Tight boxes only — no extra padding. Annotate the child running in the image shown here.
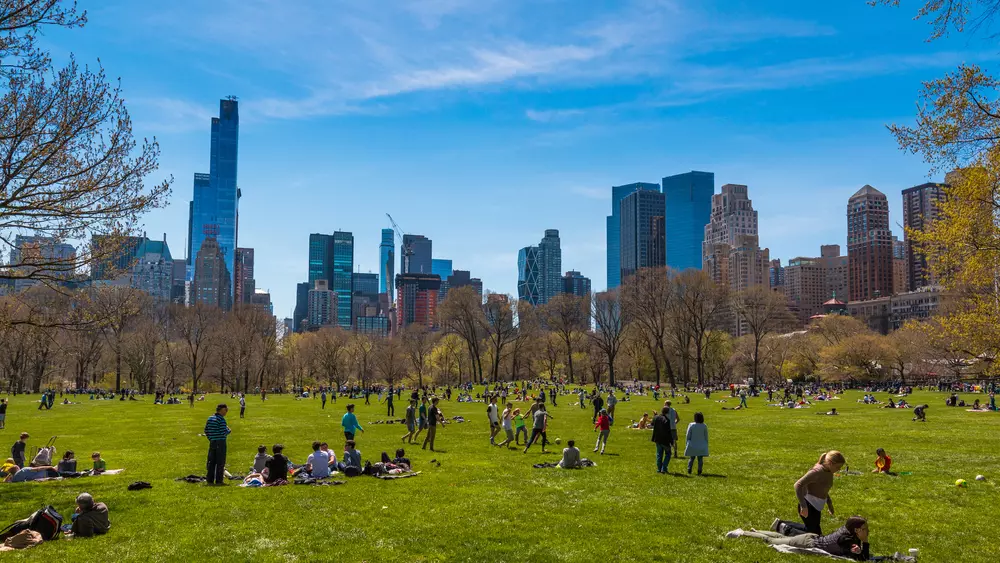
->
[513,408,528,445]
[594,409,611,455]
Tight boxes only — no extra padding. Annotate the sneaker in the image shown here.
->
[770,518,781,532]
[725,529,744,539]
[593,448,599,453]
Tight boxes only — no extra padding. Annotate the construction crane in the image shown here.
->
[386,213,413,276]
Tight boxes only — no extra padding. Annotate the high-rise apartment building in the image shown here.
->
[517,230,562,307]
[380,228,395,296]
[10,235,77,291]
[702,184,770,293]
[188,99,239,304]
[770,259,784,291]
[902,182,947,290]
[235,247,255,305]
[193,237,231,309]
[562,271,592,298]
[783,245,849,326]
[171,260,187,303]
[620,189,666,280]
[91,235,143,281]
[607,182,659,290]
[332,231,354,329]
[891,236,908,295]
[396,273,440,330]
[663,171,714,272]
[250,290,272,315]
[401,234,432,274]
[130,237,174,302]
[307,279,336,330]
[445,270,482,302]
[847,185,894,302]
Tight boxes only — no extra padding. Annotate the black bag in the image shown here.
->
[0,506,64,541]
[128,481,153,491]
[343,466,361,477]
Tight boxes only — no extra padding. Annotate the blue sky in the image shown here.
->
[43,0,990,316]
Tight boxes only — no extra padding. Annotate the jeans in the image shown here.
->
[741,530,817,548]
[240,406,245,418]
[344,431,355,442]
[422,425,437,450]
[595,429,610,452]
[515,426,528,443]
[525,428,547,450]
[687,456,703,474]
[656,443,672,472]
[206,440,227,484]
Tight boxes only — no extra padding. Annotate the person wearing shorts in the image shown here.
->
[487,396,501,445]
[513,408,528,445]
[401,400,417,444]
[497,403,515,448]
[414,397,429,443]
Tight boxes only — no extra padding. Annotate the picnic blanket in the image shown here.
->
[375,471,421,480]
[769,544,854,560]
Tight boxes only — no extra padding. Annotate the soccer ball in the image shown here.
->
[555,438,561,444]
[976,475,986,481]
[956,479,967,488]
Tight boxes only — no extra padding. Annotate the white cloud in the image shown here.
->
[130,97,214,133]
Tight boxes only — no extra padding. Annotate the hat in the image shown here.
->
[76,493,95,510]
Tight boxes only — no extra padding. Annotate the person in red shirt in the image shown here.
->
[872,448,892,474]
[593,409,612,454]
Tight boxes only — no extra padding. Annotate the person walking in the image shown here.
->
[239,393,246,419]
[401,400,417,444]
[591,391,604,423]
[383,390,395,417]
[487,396,501,445]
[204,404,231,485]
[0,398,7,430]
[684,412,709,475]
[578,389,586,409]
[593,408,612,455]
[663,400,680,457]
[523,403,553,453]
[341,404,364,442]
[739,389,748,409]
[422,397,442,451]
[792,451,846,535]
[497,402,515,449]
[652,408,672,474]
[606,390,618,419]
[321,390,327,410]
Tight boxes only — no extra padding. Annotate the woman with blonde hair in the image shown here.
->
[788,451,846,535]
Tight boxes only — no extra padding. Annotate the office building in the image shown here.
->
[663,171,714,272]
[308,233,332,285]
[517,229,562,307]
[235,247,254,305]
[401,234,432,274]
[293,282,310,333]
[444,269,482,302]
[193,237,231,309]
[130,237,174,302]
[892,237,908,295]
[307,279,336,330]
[396,273,440,330]
[353,272,379,297]
[620,188,666,280]
[380,228,394,296]
[702,184,770,293]
[902,182,947,290]
[432,259,453,280]
[91,235,143,281]
[783,245,850,326]
[770,259,784,291]
[250,290,272,315]
[9,235,76,291]
[356,315,390,337]
[562,271,592,298]
[171,260,187,303]
[188,98,239,304]
[607,182,659,290]
[332,231,354,329]
[847,185,894,301]
[848,286,946,334]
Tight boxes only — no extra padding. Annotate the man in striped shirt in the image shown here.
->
[204,404,231,485]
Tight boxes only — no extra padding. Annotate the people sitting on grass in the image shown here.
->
[264,444,288,485]
[57,450,77,474]
[873,448,892,474]
[558,440,582,468]
[252,445,271,473]
[1,458,18,482]
[91,452,106,474]
[728,516,870,561]
[817,408,838,416]
[912,404,928,422]
[320,442,337,471]
[69,493,110,538]
[340,440,362,474]
[306,441,331,479]
[391,448,411,470]
[631,413,651,429]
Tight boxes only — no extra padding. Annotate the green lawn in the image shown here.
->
[0,389,996,562]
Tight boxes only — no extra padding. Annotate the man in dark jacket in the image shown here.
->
[71,493,110,537]
[652,407,673,474]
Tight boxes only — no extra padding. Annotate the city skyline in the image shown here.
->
[41,0,984,316]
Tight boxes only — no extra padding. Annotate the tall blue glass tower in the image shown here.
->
[380,228,394,296]
[188,98,239,304]
[607,182,659,290]
[332,231,354,329]
[432,259,453,280]
[662,171,713,272]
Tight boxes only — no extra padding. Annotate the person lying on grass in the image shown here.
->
[69,493,110,538]
[816,408,838,416]
[729,516,874,561]
[1,458,18,482]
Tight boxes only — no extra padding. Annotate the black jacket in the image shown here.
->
[651,415,672,445]
[813,526,869,561]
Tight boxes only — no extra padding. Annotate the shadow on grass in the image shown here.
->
[698,473,727,479]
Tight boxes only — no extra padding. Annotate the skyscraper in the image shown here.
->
[352,272,379,297]
[620,189,665,280]
[607,182,659,290]
[401,234,432,274]
[91,234,143,281]
[188,99,239,304]
[130,236,174,302]
[308,233,331,285]
[380,228,395,296]
[517,230,562,307]
[562,271,592,298]
[307,279,336,329]
[702,184,769,293]
[783,245,849,326]
[332,231,354,329]
[10,235,76,292]
[432,259,453,280]
[444,269,482,302]
[663,171,714,272]
[193,237,231,309]
[847,185,893,301]
[396,273,440,329]
[902,181,947,290]
[293,282,310,333]
[235,247,255,305]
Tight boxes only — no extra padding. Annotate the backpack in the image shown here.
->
[0,506,63,542]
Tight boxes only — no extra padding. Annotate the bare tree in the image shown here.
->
[0,0,170,291]
[120,316,159,393]
[350,333,375,388]
[90,285,148,391]
[507,299,539,382]
[171,303,217,393]
[732,286,793,383]
[621,267,676,386]
[672,270,728,385]
[590,290,627,386]
[401,324,437,388]
[439,286,485,382]
[541,293,589,383]
[374,336,407,388]
[483,294,518,382]
[314,327,348,390]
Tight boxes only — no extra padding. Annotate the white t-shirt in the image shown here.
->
[487,403,499,424]
[307,450,331,478]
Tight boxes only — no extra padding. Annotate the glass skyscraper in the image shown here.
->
[517,229,562,307]
[402,234,432,274]
[662,171,713,272]
[188,99,239,304]
[432,259,453,280]
[620,190,666,279]
[607,182,659,290]
[332,231,354,329]
[380,228,394,296]
[308,233,331,285]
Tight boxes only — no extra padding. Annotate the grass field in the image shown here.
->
[0,388,996,562]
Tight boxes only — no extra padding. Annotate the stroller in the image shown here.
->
[30,437,57,467]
